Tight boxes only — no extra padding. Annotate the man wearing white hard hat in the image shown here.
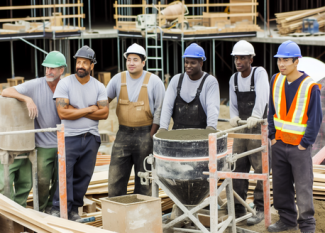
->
[229,40,269,225]
[106,43,165,197]
[159,43,220,130]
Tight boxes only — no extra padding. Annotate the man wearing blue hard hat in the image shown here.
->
[229,40,269,225]
[268,40,322,233]
[159,43,220,131]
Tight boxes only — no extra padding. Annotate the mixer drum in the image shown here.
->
[0,96,35,151]
[153,129,228,205]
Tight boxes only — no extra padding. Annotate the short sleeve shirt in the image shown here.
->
[53,75,107,137]
[14,77,61,148]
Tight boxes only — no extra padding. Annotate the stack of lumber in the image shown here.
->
[0,194,114,233]
[95,154,111,166]
[248,164,325,201]
[275,6,325,35]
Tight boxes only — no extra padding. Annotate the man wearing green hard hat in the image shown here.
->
[1,51,67,213]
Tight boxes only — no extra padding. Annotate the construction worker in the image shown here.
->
[106,43,165,197]
[267,41,322,233]
[51,46,109,221]
[229,40,269,225]
[1,51,66,212]
[159,43,220,130]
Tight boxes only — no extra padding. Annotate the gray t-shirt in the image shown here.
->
[160,72,220,129]
[229,67,269,119]
[53,75,107,137]
[106,71,165,125]
[14,77,61,148]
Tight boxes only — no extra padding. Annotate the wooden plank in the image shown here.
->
[0,213,24,233]
[0,4,83,11]
[0,14,85,23]
[227,133,262,140]
[282,6,325,23]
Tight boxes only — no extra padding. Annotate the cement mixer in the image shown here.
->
[136,1,189,30]
[0,96,39,210]
[139,120,271,233]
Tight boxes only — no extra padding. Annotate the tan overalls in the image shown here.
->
[116,71,153,127]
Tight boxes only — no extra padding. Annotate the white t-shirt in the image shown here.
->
[53,75,107,137]
[229,67,269,119]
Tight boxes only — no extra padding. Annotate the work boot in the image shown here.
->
[267,220,298,232]
[44,206,52,214]
[68,211,82,221]
[50,209,60,218]
[247,210,264,225]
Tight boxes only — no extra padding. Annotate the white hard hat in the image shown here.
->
[124,43,147,61]
[231,40,256,56]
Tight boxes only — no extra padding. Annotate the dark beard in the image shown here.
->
[76,68,90,78]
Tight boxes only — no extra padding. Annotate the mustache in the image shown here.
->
[46,73,55,77]
[77,68,86,72]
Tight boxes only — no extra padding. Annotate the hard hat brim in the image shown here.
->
[74,55,97,64]
[124,52,147,62]
[42,62,67,68]
[182,55,206,61]
[231,52,256,56]
[274,54,302,58]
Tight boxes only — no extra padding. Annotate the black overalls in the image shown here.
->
[232,67,266,213]
[172,73,209,129]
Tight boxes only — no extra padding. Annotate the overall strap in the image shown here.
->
[234,72,239,95]
[142,72,152,87]
[196,73,210,97]
[177,73,185,95]
[119,71,129,101]
[250,67,258,91]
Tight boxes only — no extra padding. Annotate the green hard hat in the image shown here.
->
[42,51,67,68]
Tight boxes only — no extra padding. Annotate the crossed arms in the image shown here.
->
[56,98,109,120]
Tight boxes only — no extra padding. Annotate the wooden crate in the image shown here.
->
[203,12,228,27]
[7,77,24,87]
[50,12,63,26]
[98,72,111,86]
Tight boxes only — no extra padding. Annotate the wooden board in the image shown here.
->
[229,0,254,23]
[0,213,24,233]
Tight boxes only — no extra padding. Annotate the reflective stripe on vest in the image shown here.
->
[292,77,314,124]
[274,117,307,135]
[273,74,316,144]
[273,74,286,118]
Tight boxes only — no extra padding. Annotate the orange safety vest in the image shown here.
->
[272,73,321,145]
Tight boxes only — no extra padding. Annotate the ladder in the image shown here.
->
[145,25,164,83]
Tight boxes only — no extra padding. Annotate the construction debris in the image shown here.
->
[0,194,114,233]
[275,6,325,35]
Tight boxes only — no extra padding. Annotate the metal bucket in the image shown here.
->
[153,129,228,205]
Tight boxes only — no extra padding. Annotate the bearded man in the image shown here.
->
[51,46,109,221]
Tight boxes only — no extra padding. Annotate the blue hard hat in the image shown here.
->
[274,40,302,58]
[183,43,206,61]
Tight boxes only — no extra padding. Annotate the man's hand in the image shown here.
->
[271,139,277,146]
[298,144,306,150]
[26,98,38,119]
[247,116,260,129]
[87,105,99,113]
[230,116,241,127]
